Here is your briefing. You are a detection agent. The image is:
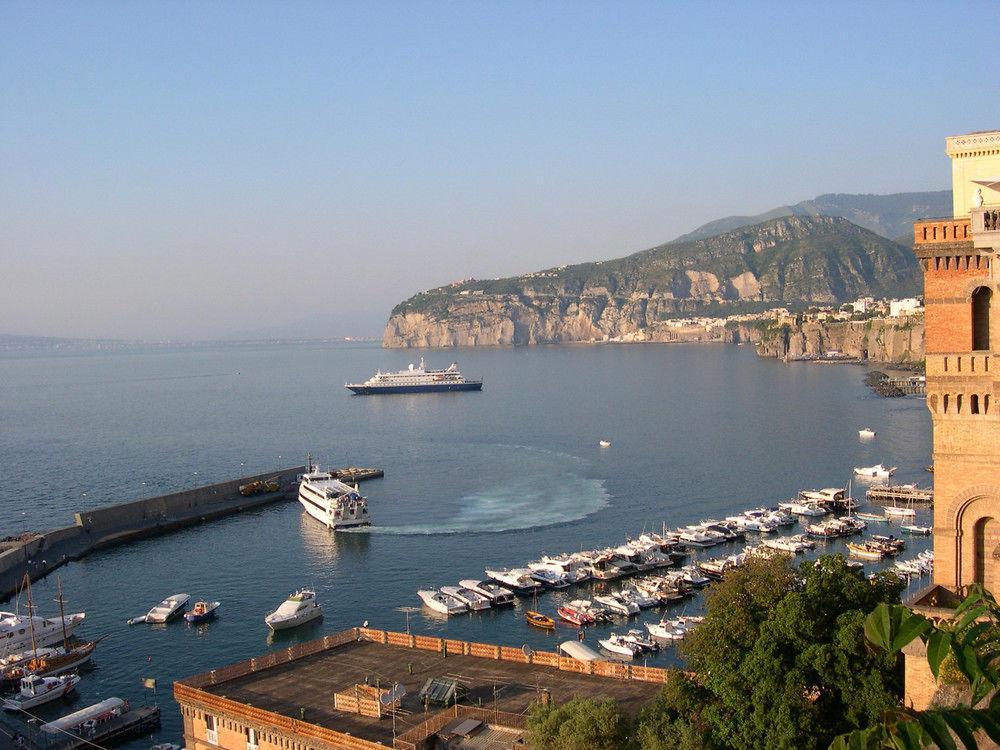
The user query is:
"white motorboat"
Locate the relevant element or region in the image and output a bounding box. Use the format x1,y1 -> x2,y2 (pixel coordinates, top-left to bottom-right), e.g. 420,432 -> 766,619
761,537 -> 810,554
594,594 -> 639,616
439,586 -> 491,611
458,580 -> 515,605
484,568 -> 542,594
417,589 -> 467,616
568,599 -> 612,622
678,528 -> 719,548
298,461 -> 371,529
621,629 -> 660,652
529,554 -> 592,583
3,673 -> 80,711
884,505 -> 917,519
645,619 -> 686,641
599,440 -> 611,448
265,590 -> 323,631
680,565 -> 711,588
854,464 -> 896,479
130,593 -> 190,625
528,569 -> 571,589
598,634 -> 640,658
859,428 -> 876,440
901,525 -> 932,535
0,611 -> 87,658
784,501 -> 829,517
616,586 -> 658,609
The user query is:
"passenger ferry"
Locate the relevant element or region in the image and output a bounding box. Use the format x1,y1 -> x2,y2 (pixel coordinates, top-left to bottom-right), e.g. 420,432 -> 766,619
298,461 -> 371,529
345,358 -> 482,395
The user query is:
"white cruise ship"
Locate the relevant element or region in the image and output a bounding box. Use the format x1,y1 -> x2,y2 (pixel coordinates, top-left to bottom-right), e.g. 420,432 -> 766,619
298,462 -> 371,530
345,358 -> 482,395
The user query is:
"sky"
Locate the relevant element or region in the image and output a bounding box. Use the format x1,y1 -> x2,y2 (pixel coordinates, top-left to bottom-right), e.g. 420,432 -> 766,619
1,1 -> 996,340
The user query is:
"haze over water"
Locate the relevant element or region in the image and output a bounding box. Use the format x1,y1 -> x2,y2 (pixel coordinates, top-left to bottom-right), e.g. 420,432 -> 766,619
0,343 -> 931,743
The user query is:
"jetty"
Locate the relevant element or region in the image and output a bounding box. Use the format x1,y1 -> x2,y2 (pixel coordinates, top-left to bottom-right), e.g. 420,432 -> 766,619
0,705 -> 160,750
866,484 -> 933,506
0,465 -> 383,601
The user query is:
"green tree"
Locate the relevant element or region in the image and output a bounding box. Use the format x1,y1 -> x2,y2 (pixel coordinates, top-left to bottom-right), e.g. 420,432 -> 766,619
830,585 -> 1000,749
636,671 -> 716,750
526,697 -> 636,750
674,555 -> 904,750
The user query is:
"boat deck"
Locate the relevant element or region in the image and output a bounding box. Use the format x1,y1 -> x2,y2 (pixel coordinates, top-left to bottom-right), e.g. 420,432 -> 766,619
202,639 -> 660,746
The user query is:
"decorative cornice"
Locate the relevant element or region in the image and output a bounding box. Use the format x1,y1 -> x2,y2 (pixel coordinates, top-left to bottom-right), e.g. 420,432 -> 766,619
947,131 -> 1000,157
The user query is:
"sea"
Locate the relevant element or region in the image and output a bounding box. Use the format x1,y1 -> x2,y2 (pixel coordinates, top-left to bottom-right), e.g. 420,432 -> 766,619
0,341 -> 933,744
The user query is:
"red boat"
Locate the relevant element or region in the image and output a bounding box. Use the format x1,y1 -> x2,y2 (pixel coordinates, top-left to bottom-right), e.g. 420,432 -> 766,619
557,606 -> 594,626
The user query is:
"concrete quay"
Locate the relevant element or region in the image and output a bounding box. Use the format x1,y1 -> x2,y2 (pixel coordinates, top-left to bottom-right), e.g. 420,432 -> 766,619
0,464 -> 379,602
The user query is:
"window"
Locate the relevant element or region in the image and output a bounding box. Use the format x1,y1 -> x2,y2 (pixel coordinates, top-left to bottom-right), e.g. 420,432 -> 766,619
972,287 -> 991,351
971,395 -> 980,414
205,715 -> 218,745
246,727 -> 258,750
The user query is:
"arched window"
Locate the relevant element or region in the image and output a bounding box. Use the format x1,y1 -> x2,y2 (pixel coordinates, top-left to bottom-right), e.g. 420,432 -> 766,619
972,286 -> 991,351
971,394 -> 980,414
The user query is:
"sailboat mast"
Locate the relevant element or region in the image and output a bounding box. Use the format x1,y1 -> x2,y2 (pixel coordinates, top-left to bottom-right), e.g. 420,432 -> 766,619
57,576 -> 69,649
23,573 -> 38,656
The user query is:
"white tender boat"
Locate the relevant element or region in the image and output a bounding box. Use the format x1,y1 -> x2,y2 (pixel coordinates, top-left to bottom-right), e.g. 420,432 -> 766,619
130,593 -> 190,625
884,505 -> 917,519
265,590 -> 323,631
594,594 -> 639,616
3,674 -> 80,711
298,462 -> 371,529
417,590 -> 467,615
859,428 -> 876,440
439,586 -> 491,611
458,580 -> 515,605
0,611 -> 86,658
854,464 -> 896,479
598,634 -> 640,658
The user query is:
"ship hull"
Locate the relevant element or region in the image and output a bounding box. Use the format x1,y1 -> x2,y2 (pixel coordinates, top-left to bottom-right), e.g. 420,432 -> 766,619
346,382 -> 483,395
298,495 -> 371,530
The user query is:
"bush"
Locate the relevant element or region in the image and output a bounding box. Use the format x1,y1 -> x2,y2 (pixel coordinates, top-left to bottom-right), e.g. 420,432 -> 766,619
526,697 -> 636,750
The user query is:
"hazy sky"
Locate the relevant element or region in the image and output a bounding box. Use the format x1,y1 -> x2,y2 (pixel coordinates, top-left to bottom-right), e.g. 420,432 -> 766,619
2,2 -> 996,340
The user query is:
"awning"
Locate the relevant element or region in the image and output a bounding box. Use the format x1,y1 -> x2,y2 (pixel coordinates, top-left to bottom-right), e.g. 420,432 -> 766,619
971,178 -> 1000,190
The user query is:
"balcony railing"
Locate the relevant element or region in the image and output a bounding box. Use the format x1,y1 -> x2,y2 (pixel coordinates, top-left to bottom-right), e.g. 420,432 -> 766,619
971,206 -> 1000,249
913,217 -> 971,246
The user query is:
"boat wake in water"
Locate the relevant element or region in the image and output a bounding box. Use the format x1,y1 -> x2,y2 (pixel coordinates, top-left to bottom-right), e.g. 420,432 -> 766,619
343,444 -> 610,535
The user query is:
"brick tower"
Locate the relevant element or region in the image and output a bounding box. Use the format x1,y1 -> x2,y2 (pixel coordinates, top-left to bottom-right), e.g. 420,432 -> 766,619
912,130 -> 1000,595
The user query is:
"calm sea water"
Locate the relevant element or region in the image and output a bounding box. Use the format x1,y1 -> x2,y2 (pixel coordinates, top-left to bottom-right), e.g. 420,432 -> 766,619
0,342 -> 932,744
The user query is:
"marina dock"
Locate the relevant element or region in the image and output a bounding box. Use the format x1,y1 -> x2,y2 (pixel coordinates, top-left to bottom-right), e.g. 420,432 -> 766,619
0,465 -> 383,601
0,705 -> 161,750
866,484 -> 933,506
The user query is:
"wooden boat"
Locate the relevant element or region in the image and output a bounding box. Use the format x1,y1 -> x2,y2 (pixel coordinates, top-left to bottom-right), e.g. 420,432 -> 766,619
184,601 -> 221,623
2,640 -> 96,687
526,611 -> 555,629
846,542 -> 883,561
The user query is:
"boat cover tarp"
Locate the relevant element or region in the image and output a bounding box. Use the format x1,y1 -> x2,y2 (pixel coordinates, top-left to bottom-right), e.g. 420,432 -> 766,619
559,640 -> 603,662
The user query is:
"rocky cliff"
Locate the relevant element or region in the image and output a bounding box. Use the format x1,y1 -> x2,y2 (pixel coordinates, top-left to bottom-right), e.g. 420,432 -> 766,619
384,216 -> 920,348
749,317 -> 924,363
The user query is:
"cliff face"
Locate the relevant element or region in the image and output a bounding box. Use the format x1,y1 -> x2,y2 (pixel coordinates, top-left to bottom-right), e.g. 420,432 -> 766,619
750,318 -> 924,363
384,216 -> 920,348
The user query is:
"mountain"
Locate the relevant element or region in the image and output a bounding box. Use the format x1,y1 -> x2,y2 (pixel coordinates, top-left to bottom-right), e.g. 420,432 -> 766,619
383,215 -> 921,347
672,191 -> 950,244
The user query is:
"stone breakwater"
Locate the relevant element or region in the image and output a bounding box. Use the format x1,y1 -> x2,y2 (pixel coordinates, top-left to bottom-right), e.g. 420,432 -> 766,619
0,466 -> 304,601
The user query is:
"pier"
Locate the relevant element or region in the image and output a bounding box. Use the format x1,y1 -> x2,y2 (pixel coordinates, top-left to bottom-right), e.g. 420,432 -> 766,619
884,376 -> 926,395
0,705 -> 161,750
866,484 -> 933,506
0,465 -> 383,601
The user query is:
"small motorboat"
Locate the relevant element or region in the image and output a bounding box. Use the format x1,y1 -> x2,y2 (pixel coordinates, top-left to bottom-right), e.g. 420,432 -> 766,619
846,542 -> 884,561
884,506 -> 916,519
858,428 -> 876,440
856,512 -> 888,522
598,633 -> 640,658
458,580 -> 515,606
621,629 -> 659,652
3,673 -> 80,711
556,606 -> 594,626
184,601 -> 221,623
525,611 -> 555,630
417,590 -> 466,616
593,595 -> 639,616
598,440 -> 611,448
901,525 -> 932,535
853,464 -> 896,480
130,593 -> 190,625
265,590 -> 323,631
439,586 -> 491,612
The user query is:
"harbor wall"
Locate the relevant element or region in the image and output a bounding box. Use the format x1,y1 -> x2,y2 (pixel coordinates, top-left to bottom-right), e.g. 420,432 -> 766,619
0,466 -> 304,602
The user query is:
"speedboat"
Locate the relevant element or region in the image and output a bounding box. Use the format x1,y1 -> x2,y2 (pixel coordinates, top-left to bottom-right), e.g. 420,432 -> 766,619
859,428 -> 876,440
901,525 -> 932,535
621,629 -> 660,652
417,590 -> 467,616
484,568 -> 542,594
458,580 -> 515,606
854,464 -> 896,479
3,674 -> 80,711
594,594 -> 639,616
528,569 -> 571,590
184,601 -> 221,623
598,634 -> 640,658
439,586 -> 491,611
645,619 -> 686,641
130,593 -> 190,625
557,606 -> 594,626
568,599 -> 612,622
616,586 -> 658,609
679,565 -> 711,588
599,440 -> 611,448
678,528 -> 719,548
265,590 -> 323,630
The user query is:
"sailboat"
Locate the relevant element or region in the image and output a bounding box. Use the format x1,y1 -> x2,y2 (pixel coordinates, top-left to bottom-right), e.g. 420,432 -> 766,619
1,578 -> 97,689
